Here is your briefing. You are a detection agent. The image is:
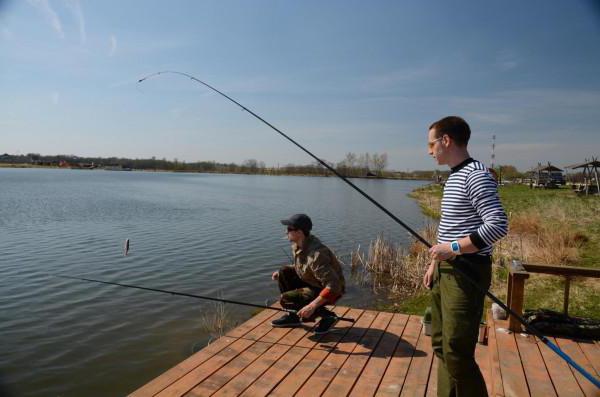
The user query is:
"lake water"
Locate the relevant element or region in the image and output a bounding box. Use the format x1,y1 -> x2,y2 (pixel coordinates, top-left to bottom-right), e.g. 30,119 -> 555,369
0,168 -> 428,396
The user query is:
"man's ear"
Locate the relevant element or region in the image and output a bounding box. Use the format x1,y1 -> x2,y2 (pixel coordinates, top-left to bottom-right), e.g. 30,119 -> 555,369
442,134 -> 451,147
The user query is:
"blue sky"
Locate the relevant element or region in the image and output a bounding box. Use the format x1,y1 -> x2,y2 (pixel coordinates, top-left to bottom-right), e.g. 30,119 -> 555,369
1,0 -> 599,171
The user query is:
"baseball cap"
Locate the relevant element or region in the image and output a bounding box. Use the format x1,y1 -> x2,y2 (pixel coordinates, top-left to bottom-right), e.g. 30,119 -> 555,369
280,213 -> 312,233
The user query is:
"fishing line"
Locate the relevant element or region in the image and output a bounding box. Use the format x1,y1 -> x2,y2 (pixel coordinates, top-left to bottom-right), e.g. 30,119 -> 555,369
138,70 -> 600,389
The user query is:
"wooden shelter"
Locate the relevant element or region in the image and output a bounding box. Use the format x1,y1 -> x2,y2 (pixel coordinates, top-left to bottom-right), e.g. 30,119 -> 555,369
528,162 -> 565,188
566,157 -> 600,195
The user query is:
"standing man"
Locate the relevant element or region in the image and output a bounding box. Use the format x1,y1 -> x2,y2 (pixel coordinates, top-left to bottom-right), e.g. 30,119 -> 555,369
271,213 -> 345,335
423,116 -> 508,396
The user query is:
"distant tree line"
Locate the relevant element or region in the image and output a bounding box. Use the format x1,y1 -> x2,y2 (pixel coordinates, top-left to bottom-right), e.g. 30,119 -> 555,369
4,152 -> 573,182
0,152 -> 395,177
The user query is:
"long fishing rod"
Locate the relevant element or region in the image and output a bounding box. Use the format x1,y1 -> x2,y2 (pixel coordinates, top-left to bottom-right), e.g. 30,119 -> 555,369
56,275 -> 355,323
138,70 -> 600,389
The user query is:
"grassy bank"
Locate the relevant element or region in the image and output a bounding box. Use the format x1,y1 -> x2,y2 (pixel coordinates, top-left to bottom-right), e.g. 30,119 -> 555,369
364,183 -> 600,318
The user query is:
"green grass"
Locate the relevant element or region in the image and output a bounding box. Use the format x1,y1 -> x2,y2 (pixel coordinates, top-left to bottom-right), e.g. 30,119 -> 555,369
375,290 -> 431,315
400,183 -> 600,319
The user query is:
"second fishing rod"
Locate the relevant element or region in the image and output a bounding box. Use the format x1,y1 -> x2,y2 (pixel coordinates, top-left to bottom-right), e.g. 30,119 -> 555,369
138,70 -> 600,389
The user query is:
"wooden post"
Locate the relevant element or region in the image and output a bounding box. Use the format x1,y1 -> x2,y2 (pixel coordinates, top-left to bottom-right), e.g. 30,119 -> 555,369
593,162 -> 600,196
508,260 -> 530,332
563,276 -> 571,316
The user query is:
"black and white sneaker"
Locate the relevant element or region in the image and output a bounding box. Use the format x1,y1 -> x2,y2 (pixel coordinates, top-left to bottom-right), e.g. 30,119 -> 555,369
314,316 -> 338,335
271,313 -> 302,328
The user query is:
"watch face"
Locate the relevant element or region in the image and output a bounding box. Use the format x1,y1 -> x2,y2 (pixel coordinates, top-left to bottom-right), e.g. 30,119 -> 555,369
451,241 -> 460,252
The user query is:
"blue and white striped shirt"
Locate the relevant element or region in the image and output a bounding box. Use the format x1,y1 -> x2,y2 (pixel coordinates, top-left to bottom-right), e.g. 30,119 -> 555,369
438,158 -> 508,256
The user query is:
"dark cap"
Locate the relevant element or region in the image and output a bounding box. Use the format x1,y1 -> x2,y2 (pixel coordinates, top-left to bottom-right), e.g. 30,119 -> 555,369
280,213 -> 312,233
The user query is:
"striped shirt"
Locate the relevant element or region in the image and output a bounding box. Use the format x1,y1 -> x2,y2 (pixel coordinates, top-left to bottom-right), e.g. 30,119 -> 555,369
437,158 -> 508,256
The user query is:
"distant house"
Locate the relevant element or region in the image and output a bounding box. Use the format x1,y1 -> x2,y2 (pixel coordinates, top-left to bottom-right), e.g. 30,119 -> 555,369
528,162 -> 565,188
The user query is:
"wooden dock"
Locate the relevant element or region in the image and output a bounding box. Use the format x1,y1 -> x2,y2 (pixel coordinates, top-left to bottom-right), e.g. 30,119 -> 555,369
130,306 -> 600,396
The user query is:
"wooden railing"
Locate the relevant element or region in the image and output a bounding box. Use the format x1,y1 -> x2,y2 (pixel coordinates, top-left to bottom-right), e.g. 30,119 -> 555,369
506,260 -> 600,332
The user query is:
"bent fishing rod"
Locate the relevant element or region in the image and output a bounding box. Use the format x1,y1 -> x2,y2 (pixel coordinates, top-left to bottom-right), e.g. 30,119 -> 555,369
138,70 -> 600,389
55,275 -> 355,323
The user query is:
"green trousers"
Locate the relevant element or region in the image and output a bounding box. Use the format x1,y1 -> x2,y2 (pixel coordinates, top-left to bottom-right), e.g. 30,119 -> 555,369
431,255 -> 491,397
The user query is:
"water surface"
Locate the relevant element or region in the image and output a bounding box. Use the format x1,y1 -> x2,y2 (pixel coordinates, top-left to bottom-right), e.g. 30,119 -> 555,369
0,168 -> 427,396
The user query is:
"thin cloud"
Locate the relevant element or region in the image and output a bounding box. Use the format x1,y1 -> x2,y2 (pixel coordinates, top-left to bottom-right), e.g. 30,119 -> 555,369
109,34 -> 117,57
1,27 -> 13,41
65,0 -> 86,44
27,0 -> 64,39
496,50 -> 518,71
361,65 -> 439,92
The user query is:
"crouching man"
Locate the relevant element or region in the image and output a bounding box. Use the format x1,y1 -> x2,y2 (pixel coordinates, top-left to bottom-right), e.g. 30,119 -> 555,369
271,213 -> 345,335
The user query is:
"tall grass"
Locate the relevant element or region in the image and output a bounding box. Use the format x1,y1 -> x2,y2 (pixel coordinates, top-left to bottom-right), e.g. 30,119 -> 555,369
360,184 -> 600,317
405,184 -> 600,318
350,224 -> 436,298
494,197 -> 596,266
198,301 -> 233,340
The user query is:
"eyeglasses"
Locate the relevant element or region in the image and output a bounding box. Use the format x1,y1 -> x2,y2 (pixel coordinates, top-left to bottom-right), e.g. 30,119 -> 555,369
428,137 -> 442,149
286,227 -> 298,233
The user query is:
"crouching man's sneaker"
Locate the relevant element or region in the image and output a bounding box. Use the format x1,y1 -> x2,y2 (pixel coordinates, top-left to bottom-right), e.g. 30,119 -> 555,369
314,316 -> 339,335
271,313 -> 302,327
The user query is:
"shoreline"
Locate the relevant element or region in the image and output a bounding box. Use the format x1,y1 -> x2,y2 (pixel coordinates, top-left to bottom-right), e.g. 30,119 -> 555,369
0,163 -> 431,181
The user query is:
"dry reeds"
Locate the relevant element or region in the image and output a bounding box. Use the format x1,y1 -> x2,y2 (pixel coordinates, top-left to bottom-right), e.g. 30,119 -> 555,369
198,301 -> 232,339
351,224 -> 437,297
494,199 -> 593,266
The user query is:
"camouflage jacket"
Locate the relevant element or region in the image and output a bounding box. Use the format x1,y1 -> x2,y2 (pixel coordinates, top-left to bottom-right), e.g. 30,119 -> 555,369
291,235 -> 345,302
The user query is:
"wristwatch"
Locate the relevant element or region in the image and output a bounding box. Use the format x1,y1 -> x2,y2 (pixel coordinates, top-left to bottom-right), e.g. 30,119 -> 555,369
450,240 -> 461,255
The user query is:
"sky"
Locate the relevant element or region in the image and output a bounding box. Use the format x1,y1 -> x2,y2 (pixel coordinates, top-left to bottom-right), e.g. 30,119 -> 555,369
1,0 -> 599,171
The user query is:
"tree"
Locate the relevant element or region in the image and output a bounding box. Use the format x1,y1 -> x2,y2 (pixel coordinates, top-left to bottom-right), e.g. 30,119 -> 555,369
371,153 -> 388,175
498,165 -> 521,181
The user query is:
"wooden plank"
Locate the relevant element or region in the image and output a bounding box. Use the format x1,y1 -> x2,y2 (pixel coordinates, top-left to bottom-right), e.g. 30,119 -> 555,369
187,324 -> 300,396
375,315 -> 423,396
494,322 -> 530,396
475,339 -> 493,397
538,336 -> 584,397
349,313 -> 410,397
399,322 -> 434,396
226,307 -> 281,338
212,309 -> 346,397
425,356 -> 438,397
239,307 -> 359,397
508,276 -> 526,332
129,307 -> 277,396
155,312 -> 280,397
487,312 -> 504,397
185,341 -> 273,396
522,263 -> 600,278
239,346 -> 310,397
284,310 -> 378,396
211,341 -> 294,397
514,333 -> 557,397
321,311 -> 394,397
555,337 -> 599,397
578,340 -> 600,377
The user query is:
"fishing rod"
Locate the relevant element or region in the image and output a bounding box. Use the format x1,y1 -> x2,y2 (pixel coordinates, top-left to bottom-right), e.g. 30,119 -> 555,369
55,275 -> 355,323
138,70 -> 600,389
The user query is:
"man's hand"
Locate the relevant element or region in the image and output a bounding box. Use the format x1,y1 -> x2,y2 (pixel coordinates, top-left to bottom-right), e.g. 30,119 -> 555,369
297,303 -> 317,319
429,243 -> 456,261
271,271 -> 279,281
423,262 -> 436,289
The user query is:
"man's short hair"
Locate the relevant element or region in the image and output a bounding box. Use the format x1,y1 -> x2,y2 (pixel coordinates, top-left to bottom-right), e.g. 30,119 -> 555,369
429,116 -> 471,147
